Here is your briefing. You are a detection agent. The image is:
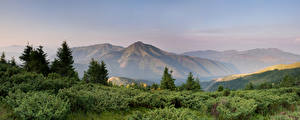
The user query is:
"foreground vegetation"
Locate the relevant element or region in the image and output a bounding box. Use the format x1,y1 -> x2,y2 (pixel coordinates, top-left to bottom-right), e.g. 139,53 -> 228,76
1,42 -> 300,120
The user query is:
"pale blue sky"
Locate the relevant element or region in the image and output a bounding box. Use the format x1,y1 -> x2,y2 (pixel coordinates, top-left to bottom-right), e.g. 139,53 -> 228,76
0,0 -> 300,53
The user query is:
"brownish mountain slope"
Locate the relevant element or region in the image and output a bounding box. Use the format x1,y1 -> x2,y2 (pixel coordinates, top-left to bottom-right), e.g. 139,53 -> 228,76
72,41 -> 239,83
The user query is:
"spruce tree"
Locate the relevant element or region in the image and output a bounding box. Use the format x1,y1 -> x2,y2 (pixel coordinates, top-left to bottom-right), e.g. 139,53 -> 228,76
34,46 -> 50,75
185,72 -> 194,90
193,77 -> 202,91
160,67 -> 176,90
217,85 -> 224,92
83,59 -> 109,85
184,72 -> 201,91
19,44 -> 33,71
99,61 -> 109,83
0,52 -> 6,64
245,82 -> 254,90
20,45 -> 49,75
51,41 -> 77,78
10,57 -> 17,66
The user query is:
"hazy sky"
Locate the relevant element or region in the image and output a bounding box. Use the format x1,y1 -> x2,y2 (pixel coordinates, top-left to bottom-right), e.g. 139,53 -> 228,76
0,0 -> 300,54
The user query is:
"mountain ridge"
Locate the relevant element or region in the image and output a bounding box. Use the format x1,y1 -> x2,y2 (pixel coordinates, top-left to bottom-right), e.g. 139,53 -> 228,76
183,48 -> 300,73
72,41 -> 239,83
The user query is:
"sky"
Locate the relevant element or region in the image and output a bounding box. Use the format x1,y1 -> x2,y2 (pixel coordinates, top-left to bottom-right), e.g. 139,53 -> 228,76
0,0 -> 300,54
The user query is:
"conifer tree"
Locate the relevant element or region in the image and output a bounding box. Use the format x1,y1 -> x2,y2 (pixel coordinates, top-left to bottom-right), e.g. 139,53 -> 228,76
193,77 -> 202,90
185,72 -> 194,90
33,46 -> 50,75
51,41 -> 77,78
83,59 -> 109,85
245,82 -> 254,90
0,52 -> 6,64
19,44 -> 33,70
99,61 -> 109,83
10,57 -> 17,66
160,67 -> 176,90
218,85 -> 224,92
184,72 -> 201,91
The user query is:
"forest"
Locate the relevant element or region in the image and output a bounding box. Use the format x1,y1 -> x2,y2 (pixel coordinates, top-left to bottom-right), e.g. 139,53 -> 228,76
1,41 -> 300,120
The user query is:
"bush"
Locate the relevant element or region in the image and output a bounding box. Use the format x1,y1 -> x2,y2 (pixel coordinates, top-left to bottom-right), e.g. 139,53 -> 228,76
216,97 -> 257,120
58,83 -> 130,113
5,91 -> 70,120
127,107 -> 204,120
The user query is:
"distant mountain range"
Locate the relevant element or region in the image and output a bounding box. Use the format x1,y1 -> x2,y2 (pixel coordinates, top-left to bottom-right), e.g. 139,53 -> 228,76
183,48 -> 300,73
205,62 -> 300,91
72,41 -> 239,83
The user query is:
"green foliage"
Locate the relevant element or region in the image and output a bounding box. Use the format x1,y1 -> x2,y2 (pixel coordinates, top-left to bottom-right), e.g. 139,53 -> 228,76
0,52 -> 6,64
83,59 -> 109,85
128,107 -> 206,120
216,97 -> 257,120
5,91 -> 70,120
160,67 -> 176,90
223,89 -> 230,96
19,45 -> 50,75
218,85 -> 224,92
279,75 -> 295,87
183,72 -> 202,91
51,41 -> 77,78
245,82 -> 254,90
58,84 -> 130,113
150,83 -> 159,90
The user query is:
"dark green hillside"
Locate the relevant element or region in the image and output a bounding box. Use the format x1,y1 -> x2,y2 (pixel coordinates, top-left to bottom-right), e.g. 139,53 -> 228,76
208,68 -> 300,91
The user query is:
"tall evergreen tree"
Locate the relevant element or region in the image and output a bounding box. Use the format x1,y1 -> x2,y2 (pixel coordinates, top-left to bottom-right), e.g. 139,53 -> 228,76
51,41 -> 77,78
32,46 -> 50,75
20,45 -> 49,75
10,57 -> 17,66
193,77 -> 202,90
0,52 -> 6,64
184,72 -> 201,91
160,67 -> 176,90
185,72 -> 195,90
83,59 -> 109,85
99,61 -> 109,83
19,44 -> 33,71
245,82 -> 254,90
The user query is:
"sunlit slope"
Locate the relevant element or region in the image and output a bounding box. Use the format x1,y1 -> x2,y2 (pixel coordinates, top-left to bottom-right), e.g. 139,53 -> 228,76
207,62 -> 300,91
215,62 -> 300,82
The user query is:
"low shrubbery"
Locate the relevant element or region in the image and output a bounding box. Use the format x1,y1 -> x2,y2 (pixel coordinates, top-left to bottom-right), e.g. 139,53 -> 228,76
127,107 -> 206,120
5,91 -> 69,120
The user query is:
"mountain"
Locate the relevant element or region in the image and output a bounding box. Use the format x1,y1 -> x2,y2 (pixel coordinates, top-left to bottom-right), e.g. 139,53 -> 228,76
183,48 -> 300,73
72,41 -> 239,83
206,62 -> 300,91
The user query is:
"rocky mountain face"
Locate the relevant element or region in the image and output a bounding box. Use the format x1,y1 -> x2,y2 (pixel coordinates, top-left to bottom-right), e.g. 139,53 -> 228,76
72,41 -> 239,83
183,48 -> 300,73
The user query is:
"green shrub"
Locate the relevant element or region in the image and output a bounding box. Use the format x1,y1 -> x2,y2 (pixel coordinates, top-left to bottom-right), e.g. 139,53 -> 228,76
127,107 -> 205,120
216,97 -> 257,120
58,83 -> 130,113
5,91 -> 70,120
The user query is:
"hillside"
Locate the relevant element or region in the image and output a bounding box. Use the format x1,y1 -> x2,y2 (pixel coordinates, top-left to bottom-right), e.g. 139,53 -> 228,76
72,41 -> 239,83
183,48 -> 300,73
206,62 -> 300,91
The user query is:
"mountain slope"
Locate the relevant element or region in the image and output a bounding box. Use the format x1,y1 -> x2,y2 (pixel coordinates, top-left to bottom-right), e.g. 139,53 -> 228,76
206,62 -> 300,91
72,41 -> 239,83
183,48 -> 300,73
